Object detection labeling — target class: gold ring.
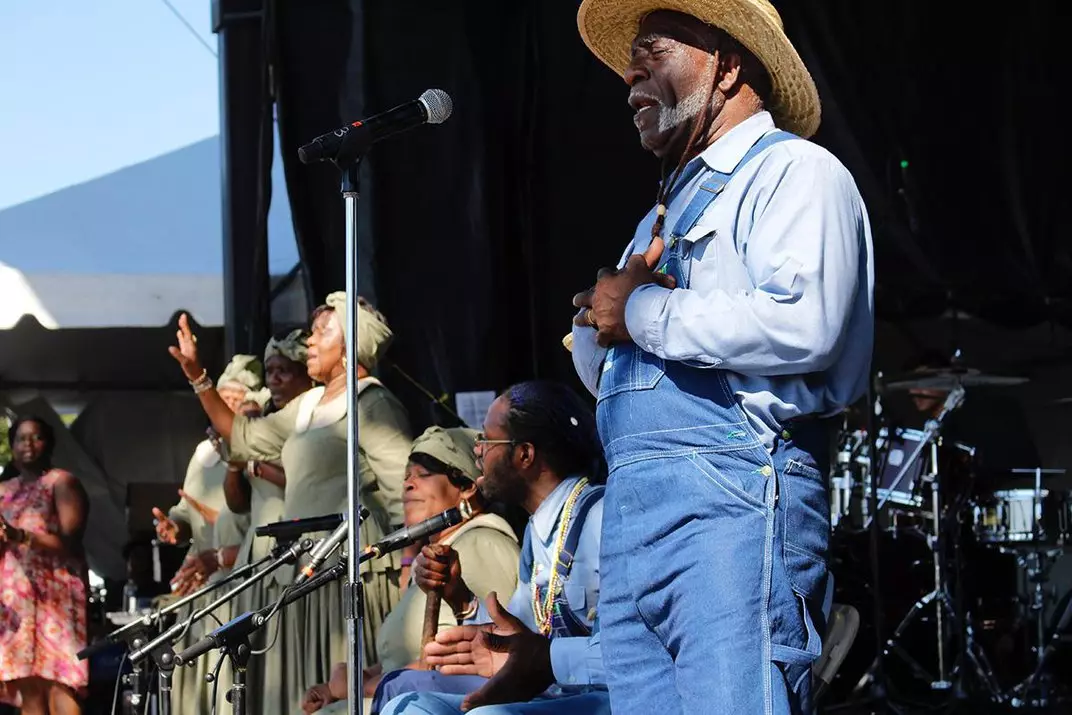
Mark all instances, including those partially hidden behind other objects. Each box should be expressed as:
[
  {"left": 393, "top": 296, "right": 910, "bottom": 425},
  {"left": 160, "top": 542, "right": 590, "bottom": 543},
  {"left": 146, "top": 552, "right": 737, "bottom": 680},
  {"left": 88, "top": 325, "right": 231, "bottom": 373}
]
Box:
[{"left": 585, "top": 309, "right": 597, "bottom": 327}]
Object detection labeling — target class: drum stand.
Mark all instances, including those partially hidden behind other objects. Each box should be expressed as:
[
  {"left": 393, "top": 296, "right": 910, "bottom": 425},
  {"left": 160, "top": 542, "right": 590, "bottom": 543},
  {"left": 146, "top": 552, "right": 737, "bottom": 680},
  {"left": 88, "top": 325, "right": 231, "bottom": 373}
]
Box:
[
  {"left": 856, "top": 386, "right": 1005, "bottom": 702},
  {"left": 1004, "top": 468, "right": 1068, "bottom": 708},
  {"left": 1011, "top": 567, "right": 1072, "bottom": 709},
  {"left": 1006, "top": 547, "right": 1062, "bottom": 708}
]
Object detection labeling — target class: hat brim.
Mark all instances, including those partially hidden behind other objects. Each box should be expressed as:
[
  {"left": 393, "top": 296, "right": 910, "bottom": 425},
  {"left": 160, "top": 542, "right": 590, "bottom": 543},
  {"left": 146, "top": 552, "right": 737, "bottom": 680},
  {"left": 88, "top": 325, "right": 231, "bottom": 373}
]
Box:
[{"left": 577, "top": 0, "right": 821, "bottom": 138}]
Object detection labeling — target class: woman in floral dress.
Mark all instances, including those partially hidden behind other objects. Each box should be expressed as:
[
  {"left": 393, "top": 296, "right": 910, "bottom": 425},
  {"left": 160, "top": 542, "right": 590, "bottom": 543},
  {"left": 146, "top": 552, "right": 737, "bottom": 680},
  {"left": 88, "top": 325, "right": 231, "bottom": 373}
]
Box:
[{"left": 0, "top": 416, "right": 89, "bottom": 715}]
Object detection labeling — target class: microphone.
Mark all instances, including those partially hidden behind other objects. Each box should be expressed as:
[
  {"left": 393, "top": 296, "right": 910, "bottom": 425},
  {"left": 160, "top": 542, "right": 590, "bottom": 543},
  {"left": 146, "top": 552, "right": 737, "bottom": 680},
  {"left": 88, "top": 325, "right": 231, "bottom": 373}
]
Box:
[
  {"left": 291, "top": 519, "right": 350, "bottom": 588},
  {"left": 297, "top": 89, "right": 453, "bottom": 164},
  {"left": 254, "top": 508, "right": 369, "bottom": 542},
  {"left": 370, "top": 502, "right": 473, "bottom": 558}
]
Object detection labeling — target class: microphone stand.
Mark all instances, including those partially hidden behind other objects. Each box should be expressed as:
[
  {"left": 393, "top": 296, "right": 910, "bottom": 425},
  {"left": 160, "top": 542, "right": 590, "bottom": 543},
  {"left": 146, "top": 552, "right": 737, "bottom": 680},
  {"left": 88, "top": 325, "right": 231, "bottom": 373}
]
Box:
[
  {"left": 78, "top": 550, "right": 279, "bottom": 715},
  {"left": 173, "top": 558, "right": 358, "bottom": 714},
  {"left": 80, "top": 550, "right": 278, "bottom": 662},
  {"left": 125, "top": 538, "right": 313, "bottom": 712},
  {"left": 335, "top": 128, "right": 368, "bottom": 714}
]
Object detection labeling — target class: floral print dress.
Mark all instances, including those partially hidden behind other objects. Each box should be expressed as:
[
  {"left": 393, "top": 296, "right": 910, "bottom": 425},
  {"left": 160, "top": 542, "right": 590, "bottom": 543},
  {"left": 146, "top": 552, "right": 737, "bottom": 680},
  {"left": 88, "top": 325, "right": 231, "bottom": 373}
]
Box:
[{"left": 0, "top": 470, "right": 88, "bottom": 702}]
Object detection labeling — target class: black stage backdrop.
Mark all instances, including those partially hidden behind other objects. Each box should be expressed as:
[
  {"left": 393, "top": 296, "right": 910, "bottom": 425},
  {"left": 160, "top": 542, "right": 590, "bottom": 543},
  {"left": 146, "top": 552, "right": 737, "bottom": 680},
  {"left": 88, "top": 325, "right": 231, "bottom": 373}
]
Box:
[{"left": 264, "top": 0, "right": 1067, "bottom": 430}]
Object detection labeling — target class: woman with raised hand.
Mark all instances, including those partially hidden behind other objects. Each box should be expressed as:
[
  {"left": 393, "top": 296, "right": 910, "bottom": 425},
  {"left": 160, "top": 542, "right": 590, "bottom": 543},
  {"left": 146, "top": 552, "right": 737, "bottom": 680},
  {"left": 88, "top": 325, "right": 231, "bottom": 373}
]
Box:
[{"left": 168, "top": 294, "right": 413, "bottom": 712}]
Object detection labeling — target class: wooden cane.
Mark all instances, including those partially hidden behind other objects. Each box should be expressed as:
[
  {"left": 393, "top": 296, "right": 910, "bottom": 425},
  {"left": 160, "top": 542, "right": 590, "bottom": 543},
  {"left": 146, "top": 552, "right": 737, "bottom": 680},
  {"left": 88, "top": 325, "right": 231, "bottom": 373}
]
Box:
[{"left": 418, "top": 544, "right": 450, "bottom": 670}]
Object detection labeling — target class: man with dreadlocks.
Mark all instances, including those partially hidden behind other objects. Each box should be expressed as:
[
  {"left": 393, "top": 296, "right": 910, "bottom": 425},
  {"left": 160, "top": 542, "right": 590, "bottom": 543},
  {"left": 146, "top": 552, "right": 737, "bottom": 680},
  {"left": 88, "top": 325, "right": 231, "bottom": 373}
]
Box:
[
  {"left": 377, "top": 381, "right": 609, "bottom": 714},
  {"left": 566, "top": 1, "right": 875, "bottom": 713}
]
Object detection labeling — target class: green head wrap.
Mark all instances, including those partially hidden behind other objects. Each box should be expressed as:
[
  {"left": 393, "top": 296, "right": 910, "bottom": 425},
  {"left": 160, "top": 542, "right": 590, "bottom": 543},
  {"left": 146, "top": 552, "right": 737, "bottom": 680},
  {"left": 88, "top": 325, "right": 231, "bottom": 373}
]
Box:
[
  {"left": 217, "top": 354, "right": 263, "bottom": 392},
  {"left": 324, "top": 292, "right": 394, "bottom": 370},
  {"left": 263, "top": 329, "right": 308, "bottom": 365},
  {"left": 409, "top": 427, "right": 481, "bottom": 483}
]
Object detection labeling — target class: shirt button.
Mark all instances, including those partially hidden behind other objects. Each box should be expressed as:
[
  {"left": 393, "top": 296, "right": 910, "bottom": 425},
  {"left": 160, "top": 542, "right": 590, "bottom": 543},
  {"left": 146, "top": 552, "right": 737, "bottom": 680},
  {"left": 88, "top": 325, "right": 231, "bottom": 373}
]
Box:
[{"left": 760, "top": 465, "right": 773, "bottom": 477}]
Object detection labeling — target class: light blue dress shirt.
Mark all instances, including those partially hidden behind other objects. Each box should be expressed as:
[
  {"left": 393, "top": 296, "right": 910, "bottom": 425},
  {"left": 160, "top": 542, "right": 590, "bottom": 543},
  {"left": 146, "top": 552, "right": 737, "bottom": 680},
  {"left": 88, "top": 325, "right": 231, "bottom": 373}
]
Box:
[
  {"left": 470, "top": 476, "right": 602, "bottom": 641},
  {"left": 572, "top": 111, "right": 875, "bottom": 447}
]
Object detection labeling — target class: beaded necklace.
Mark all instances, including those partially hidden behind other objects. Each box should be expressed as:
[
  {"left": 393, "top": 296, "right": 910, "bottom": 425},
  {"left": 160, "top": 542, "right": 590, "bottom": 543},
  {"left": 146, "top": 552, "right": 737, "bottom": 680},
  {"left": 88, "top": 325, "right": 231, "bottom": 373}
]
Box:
[{"left": 530, "top": 478, "right": 589, "bottom": 636}]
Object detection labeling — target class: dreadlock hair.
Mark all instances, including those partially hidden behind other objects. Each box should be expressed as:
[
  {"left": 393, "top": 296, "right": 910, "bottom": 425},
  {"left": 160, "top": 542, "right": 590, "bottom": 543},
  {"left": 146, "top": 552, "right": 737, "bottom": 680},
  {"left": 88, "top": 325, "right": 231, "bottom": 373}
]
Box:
[{"left": 501, "top": 381, "right": 606, "bottom": 484}]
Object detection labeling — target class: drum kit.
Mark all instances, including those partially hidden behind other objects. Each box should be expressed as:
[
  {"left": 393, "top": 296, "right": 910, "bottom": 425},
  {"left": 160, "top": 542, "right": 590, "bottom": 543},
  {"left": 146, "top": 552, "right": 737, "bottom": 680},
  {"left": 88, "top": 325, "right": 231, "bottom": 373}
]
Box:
[{"left": 827, "top": 364, "right": 1072, "bottom": 709}]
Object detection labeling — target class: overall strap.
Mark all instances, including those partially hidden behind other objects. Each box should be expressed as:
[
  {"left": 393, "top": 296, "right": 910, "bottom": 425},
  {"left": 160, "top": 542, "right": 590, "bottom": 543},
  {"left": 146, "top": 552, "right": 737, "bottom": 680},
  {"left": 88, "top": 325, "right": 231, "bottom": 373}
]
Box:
[
  {"left": 548, "top": 485, "right": 605, "bottom": 638},
  {"left": 554, "top": 485, "right": 605, "bottom": 583},
  {"left": 671, "top": 129, "right": 798, "bottom": 240}
]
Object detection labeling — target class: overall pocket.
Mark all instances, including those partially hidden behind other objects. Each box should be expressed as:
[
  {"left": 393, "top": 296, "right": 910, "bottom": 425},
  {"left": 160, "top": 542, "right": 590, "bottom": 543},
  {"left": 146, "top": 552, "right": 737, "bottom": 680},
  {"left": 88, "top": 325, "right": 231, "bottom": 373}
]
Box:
[
  {"left": 597, "top": 343, "right": 665, "bottom": 401},
  {"left": 777, "top": 458, "right": 830, "bottom": 662}
]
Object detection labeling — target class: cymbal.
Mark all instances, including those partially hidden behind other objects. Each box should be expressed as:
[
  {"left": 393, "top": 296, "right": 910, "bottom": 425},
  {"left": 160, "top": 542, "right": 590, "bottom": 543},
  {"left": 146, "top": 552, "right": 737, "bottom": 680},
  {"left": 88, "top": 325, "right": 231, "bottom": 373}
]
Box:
[{"left": 883, "top": 367, "right": 1028, "bottom": 391}]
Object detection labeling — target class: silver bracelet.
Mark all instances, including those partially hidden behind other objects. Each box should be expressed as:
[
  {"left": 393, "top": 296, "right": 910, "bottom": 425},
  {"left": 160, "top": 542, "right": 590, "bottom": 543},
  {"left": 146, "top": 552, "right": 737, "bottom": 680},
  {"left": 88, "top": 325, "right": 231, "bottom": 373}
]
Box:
[
  {"left": 453, "top": 594, "right": 479, "bottom": 623},
  {"left": 191, "top": 373, "right": 214, "bottom": 394}
]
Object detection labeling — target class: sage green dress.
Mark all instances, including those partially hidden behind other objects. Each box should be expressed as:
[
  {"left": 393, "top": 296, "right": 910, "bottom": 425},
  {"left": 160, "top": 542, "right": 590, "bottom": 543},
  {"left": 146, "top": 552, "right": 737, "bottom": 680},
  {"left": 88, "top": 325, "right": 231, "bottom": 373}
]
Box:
[
  {"left": 228, "top": 378, "right": 413, "bottom": 713},
  {"left": 168, "top": 440, "right": 230, "bottom": 559},
  {"left": 163, "top": 441, "right": 235, "bottom": 715}
]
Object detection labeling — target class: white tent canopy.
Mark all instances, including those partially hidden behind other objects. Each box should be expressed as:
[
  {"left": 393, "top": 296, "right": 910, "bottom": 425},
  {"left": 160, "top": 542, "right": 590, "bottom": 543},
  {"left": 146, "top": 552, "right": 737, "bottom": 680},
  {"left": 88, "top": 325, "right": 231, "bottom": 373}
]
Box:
[
  {"left": 0, "top": 136, "right": 301, "bottom": 582},
  {"left": 0, "top": 135, "right": 299, "bottom": 330}
]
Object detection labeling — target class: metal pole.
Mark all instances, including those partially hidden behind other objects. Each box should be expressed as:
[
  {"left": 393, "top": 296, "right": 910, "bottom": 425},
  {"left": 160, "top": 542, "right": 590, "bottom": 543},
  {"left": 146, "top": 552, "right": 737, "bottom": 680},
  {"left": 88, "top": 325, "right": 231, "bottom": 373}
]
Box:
[
  {"left": 342, "top": 162, "right": 364, "bottom": 713},
  {"left": 929, "top": 440, "right": 950, "bottom": 689}
]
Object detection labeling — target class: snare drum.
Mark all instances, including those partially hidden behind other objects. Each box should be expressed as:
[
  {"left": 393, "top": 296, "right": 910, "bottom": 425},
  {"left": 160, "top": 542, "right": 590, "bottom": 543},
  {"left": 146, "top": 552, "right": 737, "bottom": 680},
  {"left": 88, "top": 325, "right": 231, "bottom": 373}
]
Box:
[{"left": 972, "top": 489, "right": 1070, "bottom": 545}]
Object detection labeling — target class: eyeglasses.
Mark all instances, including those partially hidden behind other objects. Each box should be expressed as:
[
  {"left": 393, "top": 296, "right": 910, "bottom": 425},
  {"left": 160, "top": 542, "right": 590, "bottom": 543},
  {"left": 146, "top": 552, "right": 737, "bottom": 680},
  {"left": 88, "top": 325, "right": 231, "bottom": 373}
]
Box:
[{"left": 474, "top": 433, "right": 516, "bottom": 450}]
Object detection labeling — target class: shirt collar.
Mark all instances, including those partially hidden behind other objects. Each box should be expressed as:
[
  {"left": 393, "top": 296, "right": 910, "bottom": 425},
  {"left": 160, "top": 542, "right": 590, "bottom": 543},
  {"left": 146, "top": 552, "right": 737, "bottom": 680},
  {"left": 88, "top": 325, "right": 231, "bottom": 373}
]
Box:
[
  {"left": 697, "top": 111, "right": 776, "bottom": 174},
  {"left": 530, "top": 476, "right": 582, "bottom": 544}
]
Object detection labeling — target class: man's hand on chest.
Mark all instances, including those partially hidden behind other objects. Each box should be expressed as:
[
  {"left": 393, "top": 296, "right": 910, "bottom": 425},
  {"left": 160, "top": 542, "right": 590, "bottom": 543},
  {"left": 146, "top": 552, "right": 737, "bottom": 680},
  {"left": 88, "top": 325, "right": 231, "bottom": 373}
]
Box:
[{"left": 573, "top": 237, "right": 677, "bottom": 348}]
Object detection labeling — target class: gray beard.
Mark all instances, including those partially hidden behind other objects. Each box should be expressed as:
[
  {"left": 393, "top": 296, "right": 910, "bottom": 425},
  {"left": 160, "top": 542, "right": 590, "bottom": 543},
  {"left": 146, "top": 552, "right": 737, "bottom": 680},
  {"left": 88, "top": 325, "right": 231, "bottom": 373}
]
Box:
[{"left": 657, "top": 85, "right": 711, "bottom": 134}]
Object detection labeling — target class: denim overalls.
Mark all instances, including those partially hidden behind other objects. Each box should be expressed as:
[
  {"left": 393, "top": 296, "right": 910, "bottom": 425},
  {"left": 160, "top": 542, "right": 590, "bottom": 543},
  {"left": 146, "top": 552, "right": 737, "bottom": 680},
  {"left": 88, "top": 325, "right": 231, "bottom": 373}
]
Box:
[{"left": 597, "top": 132, "right": 832, "bottom": 715}]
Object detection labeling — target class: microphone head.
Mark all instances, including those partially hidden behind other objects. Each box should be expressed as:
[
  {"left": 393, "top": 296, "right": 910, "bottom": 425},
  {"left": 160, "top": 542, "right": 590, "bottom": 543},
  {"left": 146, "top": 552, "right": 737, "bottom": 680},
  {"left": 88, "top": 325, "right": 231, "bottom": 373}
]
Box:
[{"left": 418, "top": 89, "right": 453, "bottom": 125}]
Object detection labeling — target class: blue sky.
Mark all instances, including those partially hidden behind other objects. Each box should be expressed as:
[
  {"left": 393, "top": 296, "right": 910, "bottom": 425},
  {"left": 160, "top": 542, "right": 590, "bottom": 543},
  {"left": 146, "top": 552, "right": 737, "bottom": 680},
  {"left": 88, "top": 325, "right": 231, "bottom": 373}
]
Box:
[
  {"left": 0, "top": 0, "right": 218, "bottom": 211},
  {"left": 0, "top": 0, "right": 300, "bottom": 274}
]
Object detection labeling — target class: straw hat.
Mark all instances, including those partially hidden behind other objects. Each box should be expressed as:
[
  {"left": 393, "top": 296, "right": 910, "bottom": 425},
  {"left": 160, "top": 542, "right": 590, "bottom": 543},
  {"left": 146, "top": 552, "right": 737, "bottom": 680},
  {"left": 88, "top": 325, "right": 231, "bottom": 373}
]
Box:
[{"left": 577, "top": 0, "right": 821, "bottom": 138}]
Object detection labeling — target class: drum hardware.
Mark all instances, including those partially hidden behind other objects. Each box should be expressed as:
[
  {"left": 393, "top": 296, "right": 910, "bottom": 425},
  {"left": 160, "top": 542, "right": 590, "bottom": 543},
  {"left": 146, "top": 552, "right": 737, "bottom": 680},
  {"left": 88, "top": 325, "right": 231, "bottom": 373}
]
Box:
[
  {"left": 1010, "top": 468, "right": 1067, "bottom": 545},
  {"left": 1011, "top": 579, "right": 1072, "bottom": 708},
  {"left": 882, "top": 367, "right": 1029, "bottom": 392},
  {"left": 828, "top": 359, "right": 1072, "bottom": 709},
  {"left": 850, "top": 381, "right": 1009, "bottom": 700},
  {"left": 832, "top": 427, "right": 867, "bottom": 528},
  {"left": 971, "top": 468, "right": 1070, "bottom": 708},
  {"left": 865, "top": 385, "right": 963, "bottom": 527}
]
